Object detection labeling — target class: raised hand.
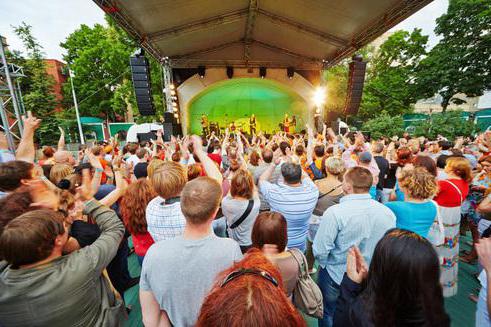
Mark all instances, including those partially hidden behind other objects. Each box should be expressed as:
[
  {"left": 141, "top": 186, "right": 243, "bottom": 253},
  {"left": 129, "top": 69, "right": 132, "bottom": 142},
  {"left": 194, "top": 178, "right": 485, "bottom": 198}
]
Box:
[
  {"left": 346, "top": 246, "right": 368, "bottom": 284},
  {"left": 22, "top": 111, "right": 41, "bottom": 132},
  {"left": 77, "top": 169, "right": 95, "bottom": 202},
  {"left": 190, "top": 135, "right": 203, "bottom": 154}
]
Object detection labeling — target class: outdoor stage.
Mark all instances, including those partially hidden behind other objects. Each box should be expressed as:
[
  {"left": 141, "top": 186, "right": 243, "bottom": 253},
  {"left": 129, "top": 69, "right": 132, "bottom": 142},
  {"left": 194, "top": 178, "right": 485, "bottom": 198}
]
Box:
[{"left": 177, "top": 67, "right": 318, "bottom": 135}]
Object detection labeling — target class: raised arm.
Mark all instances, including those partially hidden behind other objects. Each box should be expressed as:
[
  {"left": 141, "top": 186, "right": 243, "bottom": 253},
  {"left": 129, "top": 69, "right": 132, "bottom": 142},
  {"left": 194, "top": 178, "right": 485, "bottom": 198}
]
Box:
[
  {"left": 57, "top": 127, "right": 65, "bottom": 151},
  {"left": 191, "top": 135, "right": 222, "bottom": 183},
  {"left": 16, "top": 112, "right": 41, "bottom": 163},
  {"left": 77, "top": 170, "right": 125, "bottom": 273}
]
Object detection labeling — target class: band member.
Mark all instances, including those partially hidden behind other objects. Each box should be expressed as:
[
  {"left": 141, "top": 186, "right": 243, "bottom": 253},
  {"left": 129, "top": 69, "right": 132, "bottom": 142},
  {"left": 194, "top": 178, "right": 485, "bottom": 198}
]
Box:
[
  {"left": 291, "top": 115, "right": 297, "bottom": 133},
  {"left": 201, "top": 114, "right": 209, "bottom": 136},
  {"left": 230, "top": 121, "right": 237, "bottom": 132},
  {"left": 283, "top": 114, "right": 290, "bottom": 133},
  {"left": 249, "top": 114, "right": 257, "bottom": 135}
]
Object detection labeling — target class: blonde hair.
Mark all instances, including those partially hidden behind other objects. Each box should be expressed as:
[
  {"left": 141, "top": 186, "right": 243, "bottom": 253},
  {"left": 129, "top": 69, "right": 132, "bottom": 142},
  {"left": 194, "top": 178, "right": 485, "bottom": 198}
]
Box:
[
  {"left": 444, "top": 157, "right": 472, "bottom": 182},
  {"left": 150, "top": 161, "right": 187, "bottom": 198},
  {"left": 325, "top": 157, "right": 345, "bottom": 177},
  {"left": 147, "top": 159, "right": 165, "bottom": 179},
  {"left": 49, "top": 164, "right": 74, "bottom": 185},
  {"left": 398, "top": 167, "right": 438, "bottom": 200}
]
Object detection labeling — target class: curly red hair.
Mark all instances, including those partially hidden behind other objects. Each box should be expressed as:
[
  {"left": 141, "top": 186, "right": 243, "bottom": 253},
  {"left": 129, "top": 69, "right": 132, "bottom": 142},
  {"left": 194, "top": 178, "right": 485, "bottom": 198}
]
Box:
[
  {"left": 120, "top": 179, "right": 156, "bottom": 234},
  {"left": 196, "top": 249, "right": 306, "bottom": 327}
]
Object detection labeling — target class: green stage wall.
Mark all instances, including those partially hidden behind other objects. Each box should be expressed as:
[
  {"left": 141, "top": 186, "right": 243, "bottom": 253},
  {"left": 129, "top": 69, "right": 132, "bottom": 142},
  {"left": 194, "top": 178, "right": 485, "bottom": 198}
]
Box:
[{"left": 187, "top": 78, "right": 308, "bottom": 134}]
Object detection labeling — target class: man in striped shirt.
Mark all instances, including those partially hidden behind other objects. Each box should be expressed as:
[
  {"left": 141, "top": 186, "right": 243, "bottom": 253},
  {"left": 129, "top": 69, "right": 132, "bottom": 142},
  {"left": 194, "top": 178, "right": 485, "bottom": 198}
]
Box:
[{"left": 258, "top": 156, "right": 319, "bottom": 252}]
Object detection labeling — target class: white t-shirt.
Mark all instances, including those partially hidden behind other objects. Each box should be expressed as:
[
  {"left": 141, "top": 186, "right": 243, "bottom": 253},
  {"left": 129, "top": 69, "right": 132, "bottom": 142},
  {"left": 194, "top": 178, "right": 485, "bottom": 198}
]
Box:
[{"left": 126, "top": 155, "right": 140, "bottom": 171}]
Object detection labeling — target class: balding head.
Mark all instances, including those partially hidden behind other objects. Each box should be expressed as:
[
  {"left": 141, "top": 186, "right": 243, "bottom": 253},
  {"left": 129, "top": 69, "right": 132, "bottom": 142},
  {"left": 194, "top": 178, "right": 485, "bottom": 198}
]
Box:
[{"left": 54, "top": 151, "right": 75, "bottom": 166}]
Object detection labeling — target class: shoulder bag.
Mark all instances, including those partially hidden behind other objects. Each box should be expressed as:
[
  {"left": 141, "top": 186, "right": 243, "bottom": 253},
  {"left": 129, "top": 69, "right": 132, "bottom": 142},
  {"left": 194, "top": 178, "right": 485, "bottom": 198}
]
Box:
[
  {"left": 427, "top": 200, "right": 445, "bottom": 246},
  {"left": 287, "top": 248, "right": 324, "bottom": 318}
]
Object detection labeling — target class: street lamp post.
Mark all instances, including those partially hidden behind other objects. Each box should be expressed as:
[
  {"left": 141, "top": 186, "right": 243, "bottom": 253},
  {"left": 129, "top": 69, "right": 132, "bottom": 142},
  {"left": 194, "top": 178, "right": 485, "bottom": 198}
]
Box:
[{"left": 68, "top": 68, "right": 85, "bottom": 144}]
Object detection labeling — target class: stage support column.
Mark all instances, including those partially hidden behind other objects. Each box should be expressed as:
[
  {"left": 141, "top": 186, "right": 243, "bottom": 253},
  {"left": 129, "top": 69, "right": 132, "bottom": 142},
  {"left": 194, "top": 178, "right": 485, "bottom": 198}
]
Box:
[{"left": 162, "top": 58, "right": 174, "bottom": 113}]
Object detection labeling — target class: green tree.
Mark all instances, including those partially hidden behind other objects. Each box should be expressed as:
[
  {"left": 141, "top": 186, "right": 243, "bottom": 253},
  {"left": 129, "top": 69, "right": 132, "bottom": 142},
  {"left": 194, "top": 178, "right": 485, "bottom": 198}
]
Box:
[
  {"left": 359, "top": 29, "right": 428, "bottom": 119},
  {"left": 60, "top": 16, "right": 164, "bottom": 122},
  {"left": 415, "top": 0, "right": 491, "bottom": 112},
  {"left": 12, "top": 23, "right": 61, "bottom": 145},
  {"left": 361, "top": 112, "right": 405, "bottom": 139},
  {"left": 413, "top": 110, "right": 476, "bottom": 139}
]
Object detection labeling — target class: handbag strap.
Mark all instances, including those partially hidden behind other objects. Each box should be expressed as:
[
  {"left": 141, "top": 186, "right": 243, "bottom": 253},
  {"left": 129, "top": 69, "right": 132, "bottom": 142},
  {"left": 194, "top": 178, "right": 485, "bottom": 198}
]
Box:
[
  {"left": 230, "top": 199, "right": 254, "bottom": 229},
  {"left": 288, "top": 248, "right": 308, "bottom": 278},
  {"left": 431, "top": 200, "right": 443, "bottom": 226},
  {"left": 318, "top": 183, "right": 342, "bottom": 200},
  {"left": 443, "top": 180, "right": 463, "bottom": 204}
]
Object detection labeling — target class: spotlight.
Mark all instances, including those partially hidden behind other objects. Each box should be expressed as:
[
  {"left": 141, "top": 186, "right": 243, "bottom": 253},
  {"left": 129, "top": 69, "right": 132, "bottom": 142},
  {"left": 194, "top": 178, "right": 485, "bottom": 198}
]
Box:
[
  {"left": 287, "top": 67, "right": 294, "bottom": 79},
  {"left": 313, "top": 86, "right": 326, "bottom": 107},
  {"left": 174, "top": 113, "right": 179, "bottom": 118},
  {"left": 170, "top": 90, "right": 176, "bottom": 96},
  {"left": 172, "top": 102, "right": 177, "bottom": 107},
  {"left": 198, "top": 66, "right": 206, "bottom": 78},
  {"left": 173, "top": 107, "right": 178, "bottom": 112},
  {"left": 226, "top": 66, "right": 234, "bottom": 79},
  {"left": 169, "top": 84, "right": 175, "bottom": 90},
  {"left": 259, "top": 67, "right": 266, "bottom": 79}
]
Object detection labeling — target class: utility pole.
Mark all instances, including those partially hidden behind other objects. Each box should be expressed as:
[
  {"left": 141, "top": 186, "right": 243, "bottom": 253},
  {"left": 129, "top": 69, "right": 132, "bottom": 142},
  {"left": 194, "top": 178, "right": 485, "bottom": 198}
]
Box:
[{"left": 68, "top": 68, "right": 85, "bottom": 144}]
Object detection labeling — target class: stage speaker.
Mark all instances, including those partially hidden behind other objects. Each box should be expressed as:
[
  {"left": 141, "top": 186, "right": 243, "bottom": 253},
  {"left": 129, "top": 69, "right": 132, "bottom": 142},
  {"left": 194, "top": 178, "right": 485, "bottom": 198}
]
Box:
[
  {"left": 163, "top": 112, "right": 176, "bottom": 124},
  {"left": 344, "top": 55, "right": 367, "bottom": 116},
  {"left": 226, "top": 66, "right": 233, "bottom": 79},
  {"left": 162, "top": 123, "right": 173, "bottom": 142},
  {"left": 259, "top": 67, "right": 267, "bottom": 78},
  {"left": 130, "top": 55, "right": 155, "bottom": 116},
  {"left": 137, "top": 132, "right": 157, "bottom": 143}
]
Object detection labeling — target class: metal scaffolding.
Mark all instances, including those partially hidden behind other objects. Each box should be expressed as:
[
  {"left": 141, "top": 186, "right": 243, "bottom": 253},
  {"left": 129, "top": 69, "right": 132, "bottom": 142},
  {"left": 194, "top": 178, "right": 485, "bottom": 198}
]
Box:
[{"left": 0, "top": 35, "right": 26, "bottom": 151}]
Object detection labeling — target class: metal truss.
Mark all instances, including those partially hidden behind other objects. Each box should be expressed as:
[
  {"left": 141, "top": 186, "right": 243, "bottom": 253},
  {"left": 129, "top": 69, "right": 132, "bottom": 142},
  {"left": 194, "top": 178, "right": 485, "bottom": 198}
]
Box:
[{"left": 0, "top": 36, "right": 26, "bottom": 151}]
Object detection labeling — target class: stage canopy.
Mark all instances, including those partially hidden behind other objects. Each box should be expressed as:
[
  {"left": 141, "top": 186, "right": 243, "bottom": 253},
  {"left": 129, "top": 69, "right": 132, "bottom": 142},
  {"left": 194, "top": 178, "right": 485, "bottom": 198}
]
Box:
[{"left": 93, "top": 0, "right": 433, "bottom": 70}]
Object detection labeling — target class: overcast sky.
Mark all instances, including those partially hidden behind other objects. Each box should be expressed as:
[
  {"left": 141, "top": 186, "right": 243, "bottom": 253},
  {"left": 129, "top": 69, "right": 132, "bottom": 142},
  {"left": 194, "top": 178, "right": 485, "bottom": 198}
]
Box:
[{"left": 1, "top": 0, "right": 448, "bottom": 60}]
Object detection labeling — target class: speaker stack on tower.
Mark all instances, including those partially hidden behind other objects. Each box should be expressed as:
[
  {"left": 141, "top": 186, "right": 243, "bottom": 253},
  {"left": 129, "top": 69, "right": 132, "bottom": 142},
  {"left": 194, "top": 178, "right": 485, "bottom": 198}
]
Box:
[
  {"left": 344, "top": 55, "right": 367, "bottom": 116},
  {"left": 130, "top": 51, "right": 155, "bottom": 116}
]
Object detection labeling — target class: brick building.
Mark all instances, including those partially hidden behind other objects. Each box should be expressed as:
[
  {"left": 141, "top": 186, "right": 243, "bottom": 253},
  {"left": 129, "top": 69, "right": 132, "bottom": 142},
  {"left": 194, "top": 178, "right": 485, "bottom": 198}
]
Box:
[{"left": 44, "top": 59, "right": 67, "bottom": 111}]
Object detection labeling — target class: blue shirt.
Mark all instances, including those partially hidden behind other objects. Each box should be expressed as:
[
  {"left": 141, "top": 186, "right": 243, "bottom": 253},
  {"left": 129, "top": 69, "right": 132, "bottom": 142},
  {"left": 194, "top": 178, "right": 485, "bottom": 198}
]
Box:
[
  {"left": 259, "top": 176, "right": 319, "bottom": 252},
  {"left": 385, "top": 201, "right": 437, "bottom": 238},
  {"left": 313, "top": 193, "right": 396, "bottom": 285}
]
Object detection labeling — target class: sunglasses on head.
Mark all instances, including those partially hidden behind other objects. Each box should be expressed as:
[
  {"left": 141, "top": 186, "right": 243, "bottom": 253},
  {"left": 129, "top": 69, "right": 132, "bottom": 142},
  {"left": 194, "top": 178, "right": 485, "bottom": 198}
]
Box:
[{"left": 220, "top": 268, "right": 279, "bottom": 288}]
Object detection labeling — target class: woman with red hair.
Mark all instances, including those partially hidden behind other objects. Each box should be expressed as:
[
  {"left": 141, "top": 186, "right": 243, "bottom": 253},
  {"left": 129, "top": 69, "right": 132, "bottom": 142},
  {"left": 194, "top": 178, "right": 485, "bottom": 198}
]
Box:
[
  {"left": 120, "top": 178, "right": 156, "bottom": 265},
  {"left": 196, "top": 249, "right": 306, "bottom": 327}
]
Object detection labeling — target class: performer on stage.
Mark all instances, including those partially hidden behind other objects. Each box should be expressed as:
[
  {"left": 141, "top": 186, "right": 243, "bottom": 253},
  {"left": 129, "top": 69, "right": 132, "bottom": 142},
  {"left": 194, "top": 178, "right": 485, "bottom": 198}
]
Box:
[
  {"left": 291, "top": 115, "right": 297, "bottom": 133},
  {"left": 201, "top": 114, "right": 209, "bottom": 136},
  {"left": 283, "top": 114, "right": 290, "bottom": 133},
  {"left": 230, "top": 121, "right": 237, "bottom": 132},
  {"left": 249, "top": 114, "right": 257, "bottom": 135}
]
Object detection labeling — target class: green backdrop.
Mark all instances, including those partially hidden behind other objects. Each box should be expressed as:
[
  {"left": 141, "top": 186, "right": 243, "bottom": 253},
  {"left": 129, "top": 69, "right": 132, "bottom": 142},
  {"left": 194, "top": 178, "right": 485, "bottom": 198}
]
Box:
[{"left": 187, "top": 78, "right": 308, "bottom": 134}]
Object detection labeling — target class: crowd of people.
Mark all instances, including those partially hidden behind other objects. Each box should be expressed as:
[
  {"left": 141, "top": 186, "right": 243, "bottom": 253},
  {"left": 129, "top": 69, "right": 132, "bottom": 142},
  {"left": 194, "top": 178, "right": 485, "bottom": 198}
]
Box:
[{"left": 1, "top": 112, "right": 491, "bottom": 327}]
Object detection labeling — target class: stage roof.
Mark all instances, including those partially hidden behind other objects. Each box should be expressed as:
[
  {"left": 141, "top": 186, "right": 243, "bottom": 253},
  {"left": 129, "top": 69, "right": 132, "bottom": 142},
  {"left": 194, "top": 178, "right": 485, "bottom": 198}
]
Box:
[{"left": 93, "top": 0, "right": 433, "bottom": 70}]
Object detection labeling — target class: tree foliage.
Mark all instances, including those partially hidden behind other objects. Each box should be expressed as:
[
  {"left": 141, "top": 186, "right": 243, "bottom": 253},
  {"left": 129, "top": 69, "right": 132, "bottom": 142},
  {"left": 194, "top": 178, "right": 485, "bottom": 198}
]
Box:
[
  {"left": 413, "top": 110, "right": 476, "bottom": 139},
  {"left": 415, "top": 0, "right": 491, "bottom": 112},
  {"left": 359, "top": 29, "right": 428, "bottom": 119},
  {"left": 60, "top": 16, "right": 164, "bottom": 122},
  {"left": 12, "top": 23, "right": 61, "bottom": 145},
  {"left": 361, "top": 112, "right": 405, "bottom": 140}
]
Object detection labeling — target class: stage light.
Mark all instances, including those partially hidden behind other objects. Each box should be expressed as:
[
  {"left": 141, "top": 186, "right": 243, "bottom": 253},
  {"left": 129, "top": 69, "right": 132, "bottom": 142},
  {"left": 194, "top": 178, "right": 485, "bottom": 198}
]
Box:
[
  {"left": 198, "top": 66, "right": 206, "bottom": 78},
  {"left": 170, "top": 90, "right": 176, "bottom": 96},
  {"left": 259, "top": 67, "right": 266, "bottom": 79},
  {"left": 173, "top": 107, "right": 178, "bottom": 112},
  {"left": 169, "top": 84, "right": 175, "bottom": 90},
  {"left": 287, "top": 67, "right": 294, "bottom": 79},
  {"left": 313, "top": 86, "right": 326, "bottom": 107},
  {"left": 172, "top": 102, "right": 177, "bottom": 107},
  {"left": 174, "top": 113, "right": 179, "bottom": 118},
  {"left": 226, "top": 66, "right": 234, "bottom": 79}
]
